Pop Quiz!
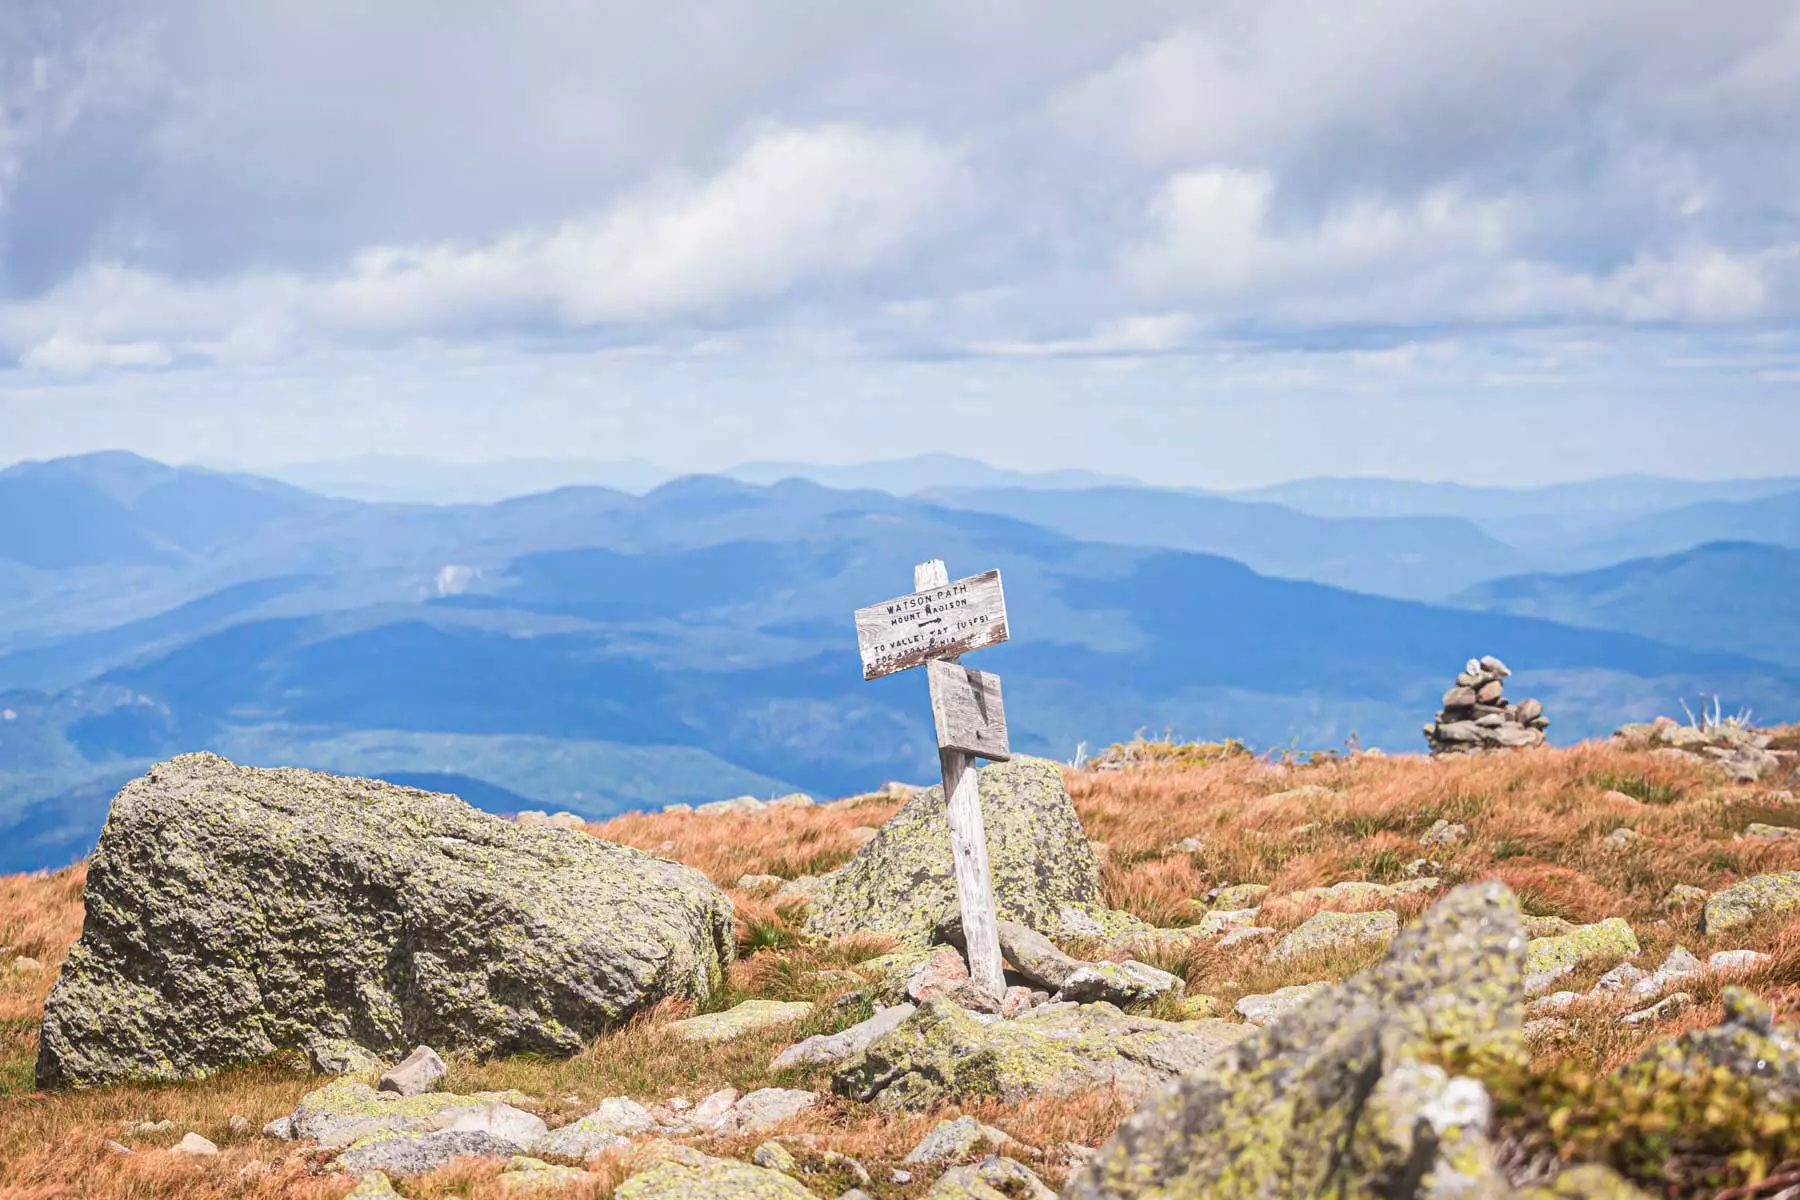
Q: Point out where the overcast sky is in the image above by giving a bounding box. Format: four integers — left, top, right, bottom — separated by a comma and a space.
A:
1, 1, 1797, 486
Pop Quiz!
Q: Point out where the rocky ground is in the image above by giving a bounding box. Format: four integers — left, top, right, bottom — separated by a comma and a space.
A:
1, 726, 1799, 1199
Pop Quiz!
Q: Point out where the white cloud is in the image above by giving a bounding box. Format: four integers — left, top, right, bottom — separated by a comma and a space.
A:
1118, 167, 1796, 327
21, 335, 171, 372
0, 124, 961, 371
966, 313, 1196, 358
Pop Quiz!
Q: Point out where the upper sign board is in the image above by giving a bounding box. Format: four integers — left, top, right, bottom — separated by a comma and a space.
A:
854, 569, 1008, 680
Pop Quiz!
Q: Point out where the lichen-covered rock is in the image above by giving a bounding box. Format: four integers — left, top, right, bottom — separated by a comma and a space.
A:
1268, 910, 1399, 962
36, 754, 735, 1089
1522, 918, 1639, 992
1194, 908, 1262, 937
1054, 960, 1184, 1006
980, 920, 1086, 992
832, 996, 1244, 1111
803, 757, 1103, 943
345, 1173, 402, 1199
530, 1096, 655, 1160
1285, 880, 1436, 905
1065, 882, 1525, 1200
616, 1143, 821, 1200
286, 1078, 547, 1150
667, 1000, 813, 1043
1232, 983, 1330, 1026
903, 1116, 1017, 1164
924, 1156, 1055, 1200
1208, 883, 1269, 910
1701, 871, 1800, 933
709, 1088, 819, 1135
498, 1155, 598, 1192
1615, 987, 1800, 1104
1514, 1164, 1653, 1199
1056, 904, 1159, 941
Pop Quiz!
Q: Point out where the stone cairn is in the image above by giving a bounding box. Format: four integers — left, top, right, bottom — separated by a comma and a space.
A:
1424, 655, 1548, 755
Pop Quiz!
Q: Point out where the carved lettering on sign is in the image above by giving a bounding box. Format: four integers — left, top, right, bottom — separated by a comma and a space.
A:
853, 569, 1008, 681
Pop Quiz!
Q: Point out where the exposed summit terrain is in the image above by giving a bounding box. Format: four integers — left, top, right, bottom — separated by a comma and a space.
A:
3, 729, 1800, 1198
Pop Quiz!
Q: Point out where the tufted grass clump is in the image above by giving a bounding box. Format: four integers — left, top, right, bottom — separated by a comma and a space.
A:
1484, 1052, 1800, 1196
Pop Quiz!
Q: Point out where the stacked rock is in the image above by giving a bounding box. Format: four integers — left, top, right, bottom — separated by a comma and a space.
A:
1424, 656, 1548, 755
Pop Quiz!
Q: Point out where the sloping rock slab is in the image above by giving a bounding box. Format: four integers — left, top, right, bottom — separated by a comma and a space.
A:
804, 757, 1102, 943
832, 997, 1247, 1111
288, 1079, 548, 1150
1066, 882, 1526, 1200
37, 753, 735, 1089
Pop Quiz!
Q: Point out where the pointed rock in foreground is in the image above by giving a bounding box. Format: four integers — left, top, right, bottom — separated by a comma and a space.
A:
1065, 882, 1526, 1200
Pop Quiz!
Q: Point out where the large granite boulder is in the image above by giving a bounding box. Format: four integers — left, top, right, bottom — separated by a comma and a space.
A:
803, 756, 1103, 943
37, 754, 735, 1089
1066, 882, 1526, 1200
831, 996, 1248, 1110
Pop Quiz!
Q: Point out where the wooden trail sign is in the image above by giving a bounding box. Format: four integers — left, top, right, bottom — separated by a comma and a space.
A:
927, 659, 1010, 761
851, 559, 1011, 1001
854, 569, 1008, 681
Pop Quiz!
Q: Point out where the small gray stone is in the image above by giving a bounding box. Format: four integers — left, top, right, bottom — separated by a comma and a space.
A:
751, 1141, 798, 1172
1054, 960, 1184, 1006
170, 1132, 218, 1156
823, 1151, 871, 1186
1709, 949, 1772, 973
1631, 946, 1704, 996
904, 1115, 1016, 1164
714, 1088, 818, 1134
1420, 819, 1468, 848
928, 1156, 1055, 1200
1527, 991, 1578, 1016
1216, 926, 1277, 948
1268, 910, 1398, 963
1233, 983, 1329, 1026
530, 1097, 655, 1160
1592, 963, 1646, 993
261, 1115, 294, 1140
772, 1004, 916, 1071
1621, 992, 1693, 1027
337, 1129, 523, 1175
227, 1114, 251, 1137
378, 1045, 447, 1097
308, 1039, 385, 1076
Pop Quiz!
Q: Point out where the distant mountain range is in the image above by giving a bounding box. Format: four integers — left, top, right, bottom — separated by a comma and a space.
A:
1453, 542, 1800, 670
1234, 473, 1800, 529
260, 453, 1140, 503
916, 486, 1530, 601
2, 451, 1797, 874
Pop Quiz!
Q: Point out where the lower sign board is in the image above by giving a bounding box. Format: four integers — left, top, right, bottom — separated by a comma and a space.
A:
927, 659, 1010, 760
854, 569, 1008, 681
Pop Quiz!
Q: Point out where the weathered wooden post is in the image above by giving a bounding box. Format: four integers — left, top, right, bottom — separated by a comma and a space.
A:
854, 559, 1011, 1000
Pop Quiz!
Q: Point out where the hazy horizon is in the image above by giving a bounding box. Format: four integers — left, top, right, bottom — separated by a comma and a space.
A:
6, 446, 1800, 496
